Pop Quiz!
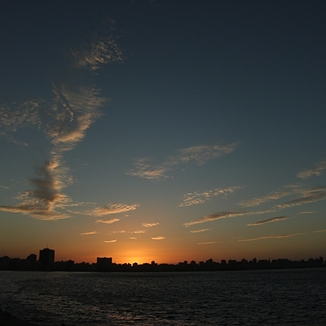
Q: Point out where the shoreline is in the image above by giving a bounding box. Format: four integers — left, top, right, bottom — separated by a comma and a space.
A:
0, 308, 35, 326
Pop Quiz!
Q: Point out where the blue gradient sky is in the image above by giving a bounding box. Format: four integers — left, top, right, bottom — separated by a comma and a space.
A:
1, 0, 325, 264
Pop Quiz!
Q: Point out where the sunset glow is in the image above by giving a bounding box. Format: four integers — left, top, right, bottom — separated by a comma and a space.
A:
0, 1, 325, 265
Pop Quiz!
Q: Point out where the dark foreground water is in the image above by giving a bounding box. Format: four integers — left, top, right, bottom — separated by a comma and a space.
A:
1, 269, 326, 325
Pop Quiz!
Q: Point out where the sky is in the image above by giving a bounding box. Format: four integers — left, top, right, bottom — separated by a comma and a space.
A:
0, 0, 326, 264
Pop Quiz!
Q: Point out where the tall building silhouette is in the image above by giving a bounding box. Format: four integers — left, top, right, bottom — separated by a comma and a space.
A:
97, 257, 112, 272
39, 247, 55, 265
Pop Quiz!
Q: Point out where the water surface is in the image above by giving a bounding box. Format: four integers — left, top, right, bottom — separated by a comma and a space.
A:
1, 269, 325, 325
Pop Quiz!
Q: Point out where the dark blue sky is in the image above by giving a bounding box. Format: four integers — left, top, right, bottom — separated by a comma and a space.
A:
1, 1, 326, 263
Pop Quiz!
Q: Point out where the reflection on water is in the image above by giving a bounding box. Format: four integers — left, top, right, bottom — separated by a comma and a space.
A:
1, 269, 326, 325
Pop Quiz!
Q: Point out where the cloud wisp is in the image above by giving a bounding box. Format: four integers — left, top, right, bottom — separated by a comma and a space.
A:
127, 143, 239, 181
89, 203, 139, 217
297, 161, 326, 179
277, 187, 326, 209
184, 209, 272, 227
0, 158, 72, 220
80, 231, 97, 236
190, 228, 211, 233
239, 184, 326, 212
184, 184, 326, 228
238, 233, 304, 242
313, 229, 326, 233
142, 223, 159, 228
125, 158, 169, 181
184, 211, 247, 227
0, 21, 123, 220
96, 218, 120, 224
151, 236, 165, 240
238, 190, 293, 208
179, 186, 243, 207
247, 216, 289, 226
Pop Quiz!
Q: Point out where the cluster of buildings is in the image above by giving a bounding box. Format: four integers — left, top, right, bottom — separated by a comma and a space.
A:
0, 247, 56, 271
0, 247, 113, 272
0, 248, 325, 272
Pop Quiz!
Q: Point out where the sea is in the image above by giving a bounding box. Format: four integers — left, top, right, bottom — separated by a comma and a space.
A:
0, 268, 325, 325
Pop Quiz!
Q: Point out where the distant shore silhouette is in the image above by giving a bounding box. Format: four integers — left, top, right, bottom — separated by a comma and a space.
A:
0, 251, 324, 272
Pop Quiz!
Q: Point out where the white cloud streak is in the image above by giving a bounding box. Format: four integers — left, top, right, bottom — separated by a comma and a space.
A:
80, 231, 97, 235
184, 210, 271, 227
184, 211, 247, 226
297, 211, 316, 215
297, 161, 326, 179
151, 236, 165, 240
277, 187, 326, 209
127, 143, 239, 180
313, 229, 326, 233
130, 230, 146, 234
142, 222, 159, 228
89, 203, 139, 217
238, 190, 292, 207
184, 184, 326, 228
190, 228, 211, 233
125, 158, 169, 181
179, 186, 243, 207
96, 218, 120, 224
247, 216, 289, 226
238, 233, 304, 242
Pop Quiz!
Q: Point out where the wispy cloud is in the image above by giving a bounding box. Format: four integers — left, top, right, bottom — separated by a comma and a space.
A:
0, 21, 123, 220
277, 187, 326, 209
297, 161, 326, 179
127, 143, 239, 180
48, 85, 104, 151
80, 231, 97, 236
125, 158, 169, 181
0, 100, 43, 142
184, 211, 246, 226
0, 185, 9, 189
128, 230, 146, 234
184, 210, 271, 227
130, 237, 137, 240
198, 241, 215, 245
112, 230, 126, 234
238, 233, 304, 242
96, 218, 120, 224
313, 229, 326, 233
142, 222, 159, 227
71, 34, 123, 71
247, 216, 289, 226
297, 211, 316, 215
239, 190, 293, 207
190, 228, 211, 233
151, 236, 165, 240
184, 185, 326, 227
170, 143, 238, 166
0, 157, 72, 220
89, 203, 139, 217
179, 186, 243, 207
238, 185, 326, 211
104, 240, 117, 243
